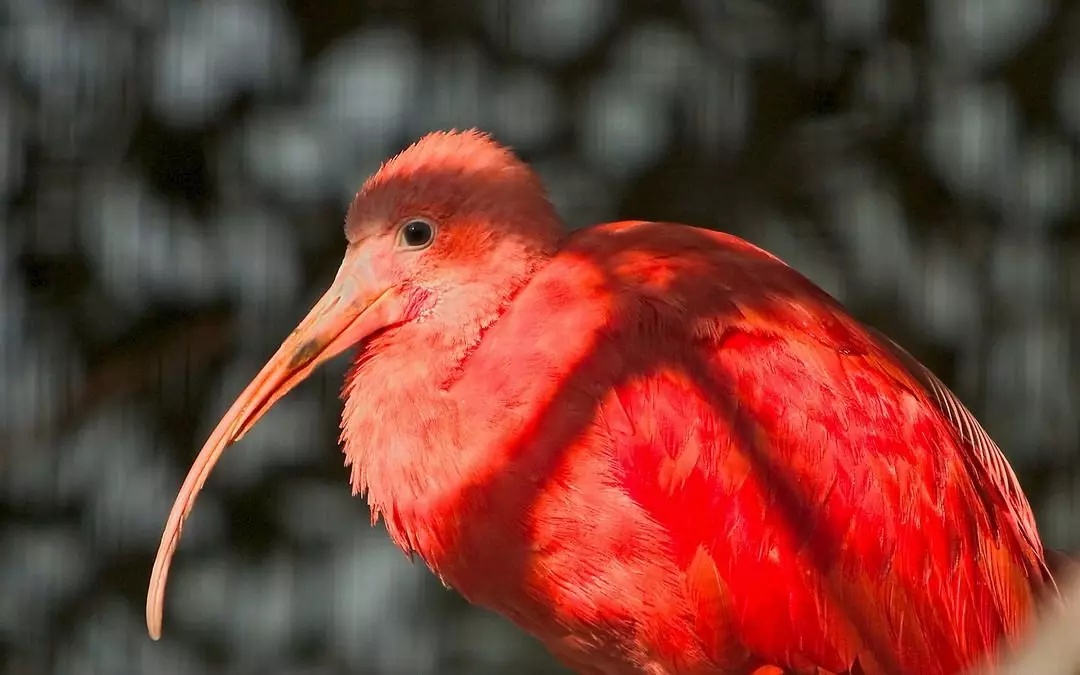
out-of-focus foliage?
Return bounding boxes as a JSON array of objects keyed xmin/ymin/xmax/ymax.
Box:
[{"xmin": 0, "ymin": 0, "xmax": 1078, "ymax": 673}]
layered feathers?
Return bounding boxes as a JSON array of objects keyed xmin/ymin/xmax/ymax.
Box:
[{"xmin": 341, "ymin": 198, "xmax": 1049, "ymax": 673}]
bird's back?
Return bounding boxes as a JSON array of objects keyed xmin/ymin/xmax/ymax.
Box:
[{"xmin": 455, "ymin": 221, "xmax": 1050, "ymax": 675}]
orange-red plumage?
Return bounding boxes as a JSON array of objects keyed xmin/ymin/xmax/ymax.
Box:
[{"xmin": 147, "ymin": 130, "xmax": 1053, "ymax": 675}]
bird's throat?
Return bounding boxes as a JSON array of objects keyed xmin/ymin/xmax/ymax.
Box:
[{"xmin": 337, "ymin": 279, "xmax": 535, "ymax": 570}]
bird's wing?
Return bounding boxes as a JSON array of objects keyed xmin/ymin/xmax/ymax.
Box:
[
  {"xmin": 582, "ymin": 222, "xmax": 1048, "ymax": 675},
  {"xmin": 866, "ymin": 327, "xmax": 1050, "ymax": 585}
]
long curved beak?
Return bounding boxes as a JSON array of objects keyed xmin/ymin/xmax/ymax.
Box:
[{"xmin": 146, "ymin": 254, "xmax": 398, "ymax": 640}]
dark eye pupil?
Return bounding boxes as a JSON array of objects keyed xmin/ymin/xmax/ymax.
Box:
[{"xmin": 402, "ymin": 220, "xmax": 433, "ymax": 247}]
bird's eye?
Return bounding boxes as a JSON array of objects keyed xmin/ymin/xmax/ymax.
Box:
[{"xmin": 398, "ymin": 219, "xmax": 435, "ymax": 249}]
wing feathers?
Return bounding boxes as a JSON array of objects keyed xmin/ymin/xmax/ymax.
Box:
[
  {"xmin": 586, "ymin": 222, "xmax": 1048, "ymax": 675},
  {"xmin": 867, "ymin": 328, "xmax": 1050, "ymax": 585}
]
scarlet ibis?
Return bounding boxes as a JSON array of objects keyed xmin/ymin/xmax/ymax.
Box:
[{"xmin": 148, "ymin": 130, "xmax": 1053, "ymax": 675}]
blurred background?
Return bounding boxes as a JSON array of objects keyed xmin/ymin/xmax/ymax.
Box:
[{"xmin": 1, "ymin": 0, "xmax": 1079, "ymax": 673}]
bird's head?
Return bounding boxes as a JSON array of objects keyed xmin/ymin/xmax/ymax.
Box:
[
  {"xmin": 341, "ymin": 128, "xmax": 563, "ymax": 335},
  {"xmin": 145, "ymin": 129, "xmax": 563, "ymax": 639}
]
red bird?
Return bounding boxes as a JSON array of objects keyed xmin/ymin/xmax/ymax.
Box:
[{"xmin": 147, "ymin": 130, "xmax": 1054, "ymax": 675}]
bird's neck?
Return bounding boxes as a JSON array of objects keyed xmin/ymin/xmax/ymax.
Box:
[
  {"xmin": 337, "ymin": 271, "xmax": 545, "ymax": 575},
  {"xmin": 337, "ymin": 243, "xmax": 631, "ymax": 616}
]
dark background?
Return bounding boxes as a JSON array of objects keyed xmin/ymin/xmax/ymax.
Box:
[{"xmin": 1, "ymin": 0, "xmax": 1079, "ymax": 673}]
